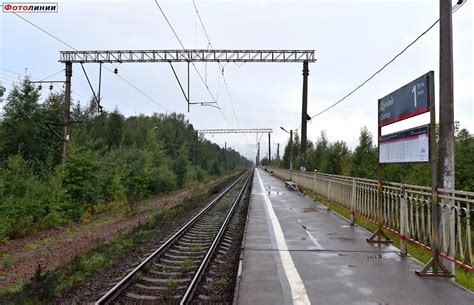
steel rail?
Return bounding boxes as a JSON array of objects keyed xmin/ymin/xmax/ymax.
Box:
[
  {"xmin": 95, "ymin": 171, "xmax": 248, "ymax": 305},
  {"xmin": 180, "ymin": 170, "xmax": 253, "ymax": 304}
]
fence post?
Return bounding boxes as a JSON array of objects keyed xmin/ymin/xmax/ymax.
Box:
[
  {"xmin": 327, "ymin": 176, "xmax": 332, "ymax": 211},
  {"xmin": 313, "ymin": 173, "xmax": 317, "ymax": 200},
  {"xmin": 449, "ymin": 193, "xmax": 455, "ymax": 258},
  {"xmin": 350, "ymin": 178, "xmax": 356, "ymax": 225},
  {"xmin": 400, "ymin": 185, "xmax": 408, "ymax": 256}
]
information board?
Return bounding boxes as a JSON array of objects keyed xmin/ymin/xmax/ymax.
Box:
[
  {"xmin": 378, "ymin": 72, "xmax": 433, "ymax": 127},
  {"xmin": 379, "ymin": 125, "xmax": 429, "ymax": 163}
]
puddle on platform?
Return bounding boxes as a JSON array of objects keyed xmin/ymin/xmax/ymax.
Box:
[
  {"xmin": 366, "ymin": 254, "xmax": 383, "ymax": 260},
  {"xmin": 302, "ymin": 206, "xmax": 324, "ymax": 213},
  {"xmin": 329, "ymin": 236, "xmax": 354, "ymax": 241},
  {"xmin": 317, "ymin": 252, "xmax": 339, "ymax": 258},
  {"xmin": 336, "ymin": 267, "xmax": 353, "ymax": 277},
  {"xmin": 267, "ymin": 191, "xmax": 282, "ymax": 196},
  {"xmin": 358, "ymin": 287, "xmax": 373, "ymax": 295}
]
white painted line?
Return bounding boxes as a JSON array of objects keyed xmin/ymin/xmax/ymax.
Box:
[
  {"xmin": 256, "ymin": 169, "xmax": 311, "ymax": 305},
  {"xmin": 298, "ymin": 219, "xmax": 323, "ymax": 250}
]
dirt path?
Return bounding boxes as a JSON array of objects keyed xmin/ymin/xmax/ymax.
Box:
[{"xmin": 0, "ymin": 178, "xmax": 225, "ymax": 290}]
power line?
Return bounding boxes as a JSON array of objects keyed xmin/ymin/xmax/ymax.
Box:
[
  {"xmin": 0, "ymin": 68, "xmax": 26, "ymax": 77},
  {"xmin": 192, "ymin": 0, "xmax": 239, "ymax": 125},
  {"xmin": 0, "ymin": 72, "xmax": 20, "ymax": 80},
  {"xmin": 154, "ymin": 0, "xmax": 186, "ymax": 49},
  {"xmin": 192, "ymin": 0, "xmax": 213, "ymax": 49},
  {"xmin": 153, "ymin": 0, "xmax": 235, "ymax": 128},
  {"xmin": 10, "ymin": 12, "xmax": 169, "ymax": 113},
  {"xmin": 39, "ymin": 69, "xmax": 65, "ymax": 81},
  {"xmin": 13, "ymin": 12, "xmax": 76, "ymax": 50},
  {"xmin": 306, "ymin": 1, "xmax": 466, "ymax": 123},
  {"xmin": 0, "ymin": 68, "xmax": 88, "ymax": 102}
]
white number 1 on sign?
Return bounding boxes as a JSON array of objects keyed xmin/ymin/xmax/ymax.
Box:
[{"xmin": 412, "ymin": 85, "xmax": 417, "ymax": 107}]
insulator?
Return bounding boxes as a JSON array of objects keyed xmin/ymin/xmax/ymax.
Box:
[{"xmin": 49, "ymin": 84, "xmax": 54, "ymax": 91}]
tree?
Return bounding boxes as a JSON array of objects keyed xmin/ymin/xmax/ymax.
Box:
[
  {"xmin": 323, "ymin": 141, "xmax": 350, "ymax": 175},
  {"xmin": 455, "ymin": 128, "xmax": 474, "ymax": 191},
  {"xmin": 0, "ymin": 77, "xmax": 57, "ymax": 170},
  {"xmin": 174, "ymin": 145, "xmax": 190, "ymax": 188},
  {"xmin": 351, "ymin": 126, "xmax": 377, "ymax": 179},
  {"xmin": 309, "ymin": 131, "xmax": 329, "ymax": 172}
]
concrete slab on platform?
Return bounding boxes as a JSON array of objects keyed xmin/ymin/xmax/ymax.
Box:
[{"xmin": 235, "ymin": 168, "xmax": 474, "ymax": 305}]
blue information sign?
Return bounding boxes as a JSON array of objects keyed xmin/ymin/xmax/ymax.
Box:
[{"xmin": 378, "ymin": 71, "xmax": 433, "ymax": 127}]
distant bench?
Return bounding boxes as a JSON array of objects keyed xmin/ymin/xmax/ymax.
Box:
[{"xmin": 284, "ymin": 180, "xmax": 298, "ymax": 191}]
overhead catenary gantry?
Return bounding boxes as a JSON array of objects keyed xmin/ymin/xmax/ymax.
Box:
[
  {"xmin": 196, "ymin": 128, "xmax": 273, "ymax": 165},
  {"xmin": 59, "ymin": 49, "xmax": 315, "ymax": 63},
  {"xmin": 197, "ymin": 128, "xmax": 272, "ymax": 134},
  {"xmin": 58, "ymin": 49, "xmax": 316, "ymax": 166}
]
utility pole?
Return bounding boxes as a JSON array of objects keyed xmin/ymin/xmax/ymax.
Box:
[
  {"xmin": 194, "ymin": 131, "xmax": 198, "ymax": 170},
  {"xmin": 268, "ymin": 132, "xmax": 271, "ymax": 166},
  {"xmin": 224, "ymin": 142, "xmax": 227, "ymax": 170},
  {"xmin": 439, "ymin": 0, "xmax": 455, "ymax": 275},
  {"xmin": 290, "ymin": 130, "xmax": 293, "ymax": 171},
  {"xmin": 300, "ymin": 60, "xmax": 309, "ymax": 172},
  {"xmin": 257, "ymin": 141, "xmax": 260, "ymax": 166},
  {"xmin": 62, "ymin": 61, "xmax": 72, "ymax": 165},
  {"xmin": 277, "ymin": 143, "xmax": 280, "ymax": 166}
]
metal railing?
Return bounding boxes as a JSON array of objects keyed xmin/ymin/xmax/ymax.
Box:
[{"xmin": 270, "ymin": 168, "xmax": 473, "ymax": 271}]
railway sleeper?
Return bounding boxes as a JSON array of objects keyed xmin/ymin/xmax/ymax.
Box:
[
  {"xmin": 141, "ymin": 276, "xmax": 191, "ymax": 284},
  {"xmin": 133, "ymin": 282, "xmax": 186, "ymax": 292}
]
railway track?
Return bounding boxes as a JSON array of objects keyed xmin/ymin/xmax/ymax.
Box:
[{"xmin": 95, "ymin": 170, "xmax": 253, "ymax": 304}]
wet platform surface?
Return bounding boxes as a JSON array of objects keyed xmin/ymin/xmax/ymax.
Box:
[{"xmin": 236, "ymin": 168, "xmax": 474, "ymax": 305}]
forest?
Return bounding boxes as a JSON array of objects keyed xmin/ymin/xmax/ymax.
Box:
[
  {"xmin": 0, "ymin": 78, "xmax": 251, "ymax": 241},
  {"xmin": 266, "ymin": 125, "xmax": 474, "ymax": 192}
]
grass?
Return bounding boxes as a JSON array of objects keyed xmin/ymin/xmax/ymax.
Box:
[
  {"xmin": 182, "ymin": 258, "xmax": 193, "ymax": 273},
  {"xmin": 215, "ymin": 276, "xmax": 230, "ymax": 287},
  {"xmin": 24, "ymin": 237, "xmax": 54, "ymax": 251},
  {"xmin": 306, "ymin": 191, "xmax": 474, "ymax": 292},
  {"xmin": 166, "ymin": 277, "xmax": 177, "ymax": 290},
  {"xmin": 0, "ymin": 183, "xmax": 230, "ymax": 304},
  {"xmin": 1, "ymin": 254, "xmax": 14, "ymax": 270}
]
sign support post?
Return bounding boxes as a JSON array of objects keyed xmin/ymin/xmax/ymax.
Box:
[
  {"xmin": 415, "ymin": 72, "xmax": 453, "ymax": 277},
  {"xmin": 367, "ymin": 120, "xmax": 392, "ymax": 243}
]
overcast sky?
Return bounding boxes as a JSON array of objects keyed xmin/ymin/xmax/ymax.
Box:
[{"xmin": 1, "ymin": 0, "xmax": 472, "ymax": 161}]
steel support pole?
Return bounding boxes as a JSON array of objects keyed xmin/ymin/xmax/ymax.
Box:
[
  {"xmin": 257, "ymin": 141, "xmax": 260, "ymax": 166},
  {"xmin": 187, "ymin": 61, "xmax": 190, "ymax": 112},
  {"xmin": 224, "ymin": 142, "xmax": 227, "ymax": 170},
  {"xmin": 438, "ymin": 0, "xmax": 455, "ymax": 275},
  {"xmin": 289, "ymin": 130, "xmax": 293, "ymax": 171},
  {"xmin": 367, "ymin": 112, "xmax": 391, "ymax": 243},
  {"xmin": 277, "ymin": 143, "xmax": 280, "ymax": 167},
  {"xmin": 268, "ymin": 132, "xmax": 271, "ymax": 166},
  {"xmin": 62, "ymin": 61, "xmax": 72, "ymax": 165},
  {"xmin": 416, "ymin": 72, "xmax": 453, "ymax": 277},
  {"xmin": 300, "ymin": 60, "xmax": 309, "ymax": 171},
  {"xmin": 194, "ymin": 131, "xmax": 198, "ymax": 170}
]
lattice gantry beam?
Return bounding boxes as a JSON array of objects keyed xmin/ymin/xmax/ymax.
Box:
[
  {"xmin": 197, "ymin": 128, "xmax": 273, "ymax": 134},
  {"xmin": 59, "ymin": 50, "xmax": 316, "ymax": 63}
]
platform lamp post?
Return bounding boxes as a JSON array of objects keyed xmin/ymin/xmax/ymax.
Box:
[
  {"xmin": 274, "ymin": 142, "xmax": 280, "ymax": 168},
  {"xmin": 280, "ymin": 127, "xmax": 293, "ymax": 171}
]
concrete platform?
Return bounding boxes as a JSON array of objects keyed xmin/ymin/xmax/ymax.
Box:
[{"xmin": 235, "ymin": 168, "xmax": 474, "ymax": 305}]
